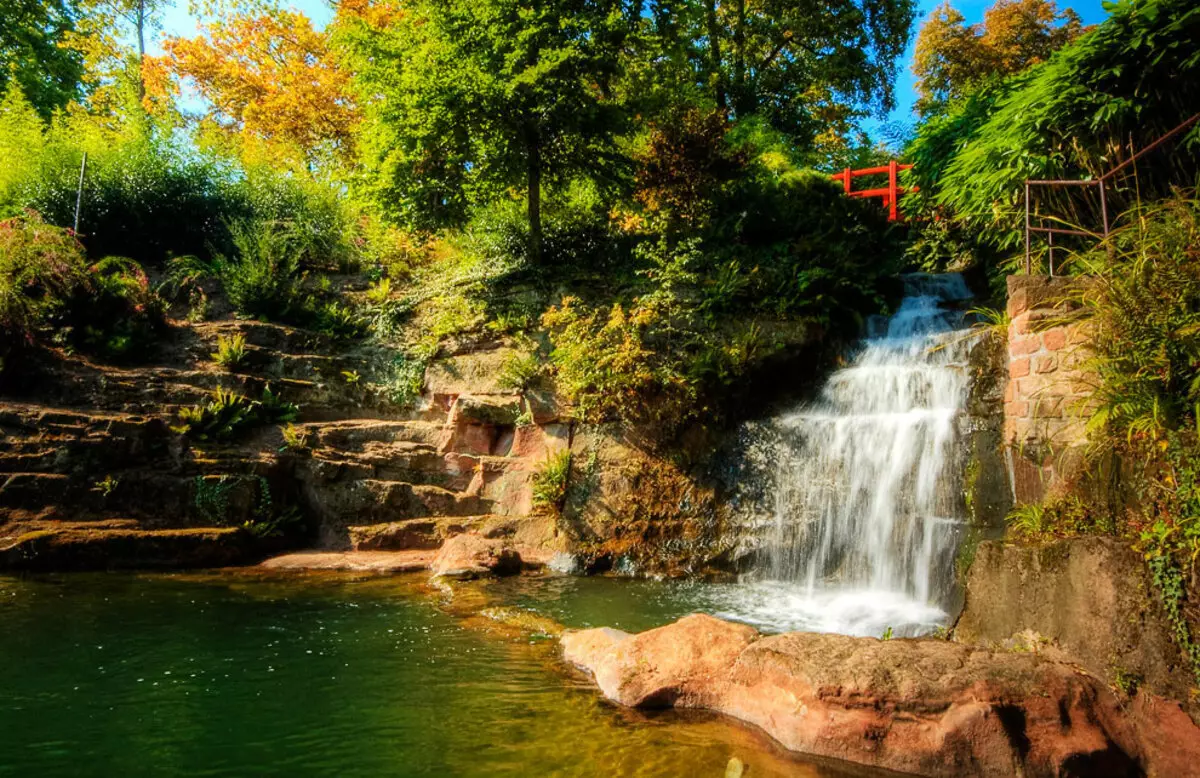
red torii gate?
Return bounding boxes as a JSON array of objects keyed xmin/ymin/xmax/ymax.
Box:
[{"xmin": 830, "ymin": 160, "xmax": 917, "ymax": 222}]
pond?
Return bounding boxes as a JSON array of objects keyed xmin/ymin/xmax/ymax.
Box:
[{"xmin": 0, "ymin": 571, "xmax": 892, "ymax": 778}]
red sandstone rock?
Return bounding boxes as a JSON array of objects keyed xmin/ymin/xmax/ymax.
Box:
[
  {"xmin": 1043, "ymin": 328, "xmax": 1067, "ymax": 351},
  {"xmin": 260, "ymin": 550, "xmax": 435, "ymax": 572},
  {"xmin": 563, "ymin": 614, "xmax": 1200, "ymax": 778},
  {"xmin": 429, "ymin": 532, "xmax": 522, "ymax": 579}
]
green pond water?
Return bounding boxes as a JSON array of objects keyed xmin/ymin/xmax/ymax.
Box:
[{"xmin": 0, "ymin": 571, "xmax": 888, "ymax": 778}]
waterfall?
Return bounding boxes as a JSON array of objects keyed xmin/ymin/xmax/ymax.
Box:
[{"xmin": 713, "ymin": 274, "xmax": 976, "ymax": 637}]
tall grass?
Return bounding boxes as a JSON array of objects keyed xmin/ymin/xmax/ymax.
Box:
[{"xmin": 1069, "ymin": 195, "xmax": 1200, "ymax": 441}]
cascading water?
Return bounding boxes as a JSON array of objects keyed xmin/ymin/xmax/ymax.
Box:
[{"xmin": 710, "ymin": 274, "xmax": 976, "ymax": 637}]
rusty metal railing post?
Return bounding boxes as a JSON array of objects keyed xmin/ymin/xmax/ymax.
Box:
[{"xmin": 1024, "ymin": 181, "xmax": 1031, "ymax": 275}]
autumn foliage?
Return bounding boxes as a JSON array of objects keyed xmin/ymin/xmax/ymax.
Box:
[
  {"xmin": 913, "ymin": 0, "xmax": 1083, "ymax": 115},
  {"xmin": 155, "ymin": 7, "xmax": 356, "ymax": 163}
]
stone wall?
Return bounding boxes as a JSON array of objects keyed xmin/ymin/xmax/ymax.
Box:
[{"xmin": 1004, "ymin": 275, "xmax": 1093, "ymax": 503}]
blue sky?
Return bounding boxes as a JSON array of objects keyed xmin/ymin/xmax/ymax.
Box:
[{"xmin": 153, "ymin": 0, "xmax": 1113, "ymax": 133}]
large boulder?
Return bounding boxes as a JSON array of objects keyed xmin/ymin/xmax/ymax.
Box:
[
  {"xmin": 429, "ymin": 533, "xmax": 522, "ymax": 579},
  {"xmin": 562, "ymin": 614, "xmax": 1200, "ymax": 778}
]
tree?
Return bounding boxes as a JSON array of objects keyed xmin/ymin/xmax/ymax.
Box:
[
  {"xmin": 913, "ymin": 0, "xmax": 1083, "ymax": 116},
  {"xmin": 155, "ymin": 6, "xmax": 356, "ymax": 168},
  {"xmin": 633, "ymin": 0, "xmax": 917, "ymax": 142},
  {"xmin": 340, "ymin": 0, "xmax": 631, "ymax": 263},
  {"xmin": 0, "ymin": 0, "xmax": 85, "ymax": 117}
]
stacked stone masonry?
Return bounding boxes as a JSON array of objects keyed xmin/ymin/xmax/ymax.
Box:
[{"xmin": 1004, "ymin": 275, "xmax": 1092, "ymax": 448}]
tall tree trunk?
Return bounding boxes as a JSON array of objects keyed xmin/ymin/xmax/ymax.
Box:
[
  {"xmin": 135, "ymin": 0, "xmax": 146, "ymax": 102},
  {"xmin": 704, "ymin": 0, "xmax": 726, "ymax": 111},
  {"xmin": 527, "ymin": 126, "xmax": 543, "ymax": 265}
]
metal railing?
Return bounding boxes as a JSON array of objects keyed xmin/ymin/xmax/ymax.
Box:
[
  {"xmin": 831, "ymin": 161, "xmax": 918, "ymax": 222},
  {"xmin": 1024, "ymin": 113, "xmax": 1200, "ymax": 274}
]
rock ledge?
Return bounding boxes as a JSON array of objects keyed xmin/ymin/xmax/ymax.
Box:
[{"xmin": 562, "ymin": 613, "xmax": 1200, "ymax": 778}]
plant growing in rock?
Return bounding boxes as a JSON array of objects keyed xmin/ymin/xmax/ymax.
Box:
[
  {"xmin": 497, "ymin": 348, "xmax": 544, "ymax": 392},
  {"xmin": 193, "ymin": 475, "xmax": 234, "ymax": 524},
  {"xmin": 211, "ymin": 333, "xmax": 248, "ymax": 370},
  {"xmin": 532, "ymin": 451, "xmax": 571, "ymax": 514},
  {"xmin": 174, "ymin": 384, "xmax": 298, "ymax": 442},
  {"xmin": 243, "ymin": 476, "xmax": 302, "ymax": 538},
  {"xmin": 279, "ymin": 422, "xmax": 310, "ymax": 451}
]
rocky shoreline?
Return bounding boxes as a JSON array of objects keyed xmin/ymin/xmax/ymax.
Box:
[{"xmin": 561, "ymin": 613, "xmax": 1200, "ymax": 778}]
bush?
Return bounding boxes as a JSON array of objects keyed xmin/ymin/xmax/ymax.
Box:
[
  {"xmin": 0, "ymin": 211, "xmax": 89, "ymax": 361},
  {"xmin": 212, "ymin": 333, "xmax": 248, "ymax": 370},
  {"xmin": 173, "ymin": 385, "xmax": 299, "ymax": 442},
  {"xmin": 68, "ymin": 256, "xmax": 167, "ymax": 359},
  {"xmin": 531, "ymin": 451, "xmax": 572, "ymax": 513},
  {"xmin": 169, "ymin": 220, "xmax": 366, "ymax": 338},
  {"xmin": 0, "ymin": 213, "xmax": 165, "ymax": 367},
  {"xmin": 0, "ymin": 88, "xmax": 364, "ymax": 270},
  {"xmin": 1071, "ymin": 195, "xmax": 1200, "ymax": 440}
]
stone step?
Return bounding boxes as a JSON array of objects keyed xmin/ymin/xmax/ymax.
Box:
[
  {"xmin": 0, "ymin": 468, "xmax": 270, "ymax": 527},
  {"xmin": 0, "ymin": 522, "xmax": 256, "ymax": 571},
  {"xmin": 302, "ymin": 419, "xmax": 447, "ymax": 449},
  {"xmin": 259, "ymin": 549, "xmax": 436, "ymax": 573},
  {"xmin": 303, "ymin": 478, "xmax": 493, "ymax": 529},
  {"xmin": 347, "ymin": 516, "xmax": 489, "ymax": 551}
]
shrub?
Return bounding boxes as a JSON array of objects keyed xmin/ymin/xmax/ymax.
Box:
[
  {"xmin": 1070, "ymin": 196, "xmax": 1200, "ymax": 441},
  {"xmin": 211, "ymin": 333, "xmax": 248, "ymax": 370},
  {"xmin": 0, "ymin": 213, "xmax": 165, "ymax": 367},
  {"xmin": 173, "ymin": 385, "xmax": 299, "ymax": 442},
  {"xmin": 542, "ymin": 298, "xmax": 671, "ymax": 424},
  {"xmin": 532, "ymin": 451, "xmax": 572, "ymax": 513},
  {"xmin": 0, "ymin": 212, "xmax": 89, "ymax": 361},
  {"xmin": 68, "ymin": 256, "xmax": 167, "ymax": 359},
  {"xmin": 169, "ymin": 220, "xmax": 366, "ymax": 338}
]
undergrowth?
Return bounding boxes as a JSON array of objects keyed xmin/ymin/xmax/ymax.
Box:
[{"xmin": 173, "ymin": 385, "xmax": 299, "ymax": 442}]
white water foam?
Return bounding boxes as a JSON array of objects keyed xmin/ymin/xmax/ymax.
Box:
[{"xmin": 726, "ymin": 274, "xmax": 976, "ymax": 637}]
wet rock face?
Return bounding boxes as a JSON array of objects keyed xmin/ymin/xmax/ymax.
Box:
[
  {"xmin": 958, "ymin": 538, "xmax": 1195, "ymax": 718},
  {"xmin": 563, "ymin": 614, "xmax": 1200, "ymax": 778}
]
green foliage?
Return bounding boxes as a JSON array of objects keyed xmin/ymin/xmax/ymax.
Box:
[
  {"xmin": 497, "ymin": 343, "xmax": 545, "ymax": 392},
  {"xmin": 173, "ymin": 385, "xmax": 298, "ymax": 442},
  {"xmin": 905, "ymin": 0, "xmax": 1200, "ymax": 269},
  {"xmin": 168, "ymin": 220, "xmax": 366, "ymax": 338},
  {"xmin": 0, "ymin": 95, "xmax": 362, "ymax": 268},
  {"xmin": 1006, "ymin": 495, "xmax": 1109, "ymax": 541},
  {"xmin": 243, "ymin": 476, "xmax": 302, "ymax": 538},
  {"xmin": 372, "ymin": 349, "xmax": 431, "ymax": 408},
  {"xmin": 531, "ymin": 451, "xmax": 572, "ymax": 514},
  {"xmin": 212, "ymin": 333, "xmax": 248, "ymax": 370},
  {"xmin": 0, "ymin": 211, "xmax": 89, "ymax": 359},
  {"xmin": 1071, "ymin": 196, "xmax": 1200, "ymax": 441},
  {"xmin": 193, "ymin": 475, "xmax": 234, "ymax": 524},
  {"xmin": 279, "ymin": 422, "xmax": 309, "ymax": 451},
  {"xmin": 342, "ymin": 0, "xmax": 630, "ymax": 261},
  {"xmin": 881, "ymin": 626, "xmax": 894, "ymax": 641},
  {"xmin": 0, "ymin": 1, "xmax": 84, "ymax": 117},
  {"xmin": 0, "ymin": 212, "xmax": 164, "ymax": 367},
  {"xmin": 92, "ymin": 474, "xmax": 118, "ymax": 497}
]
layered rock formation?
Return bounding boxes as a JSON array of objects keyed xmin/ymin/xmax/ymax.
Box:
[
  {"xmin": 563, "ymin": 613, "xmax": 1200, "ymax": 778},
  {"xmin": 0, "ymin": 320, "xmax": 573, "ymax": 570}
]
